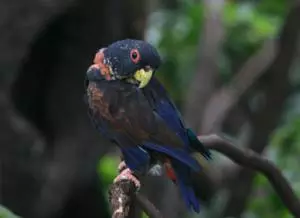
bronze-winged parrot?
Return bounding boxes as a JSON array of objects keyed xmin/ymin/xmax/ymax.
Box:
[{"xmin": 84, "ymin": 39, "xmax": 211, "ymax": 213}]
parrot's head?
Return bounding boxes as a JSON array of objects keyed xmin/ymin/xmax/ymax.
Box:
[{"xmin": 86, "ymin": 39, "xmax": 161, "ymax": 88}]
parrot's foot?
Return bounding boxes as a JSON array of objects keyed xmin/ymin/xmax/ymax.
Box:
[
  {"xmin": 114, "ymin": 168, "xmax": 141, "ymax": 189},
  {"xmin": 118, "ymin": 161, "xmax": 127, "ymax": 173}
]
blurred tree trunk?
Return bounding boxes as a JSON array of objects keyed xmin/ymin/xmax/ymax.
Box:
[
  {"xmin": 0, "ymin": 0, "xmax": 147, "ymax": 218},
  {"xmin": 181, "ymin": 1, "xmax": 300, "ymax": 218},
  {"xmin": 221, "ymin": 2, "xmax": 300, "ymax": 214}
]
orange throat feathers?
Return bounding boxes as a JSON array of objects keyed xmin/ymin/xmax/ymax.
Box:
[{"xmin": 92, "ymin": 49, "xmax": 112, "ymax": 81}]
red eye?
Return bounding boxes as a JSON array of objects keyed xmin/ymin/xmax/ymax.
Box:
[{"xmin": 130, "ymin": 49, "xmax": 141, "ymax": 64}]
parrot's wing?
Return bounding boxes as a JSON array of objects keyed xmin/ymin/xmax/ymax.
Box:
[
  {"xmin": 143, "ymin": 79, "xmax": 209, "ymax": 212},
  {"xmin": 143, "ymin": 77, "xmax": 211, "ymax": 160},
  {"xmin": 86, "ymin": 80, "xmax": 201, "ymax": 172},
  {"xmin": 84, "ymin": 76, "xmax": 116, "ymax": 142},
  {"xmin": 142, "ymin": 77, "xmax": 188, "ymax": 143}
]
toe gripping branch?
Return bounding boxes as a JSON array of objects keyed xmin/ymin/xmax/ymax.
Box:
[
  {"xmin": 114, "ymin": 160, "xmax": 141, "ymax": 190},
  {"xmin": 108, "ymin": 161, "xmax": 141, "ymax": 218}
]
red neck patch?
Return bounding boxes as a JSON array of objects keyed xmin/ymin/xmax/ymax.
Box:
[{"xmin": 93, "ymin": 48, "xmax": 112, "ymax": 81}]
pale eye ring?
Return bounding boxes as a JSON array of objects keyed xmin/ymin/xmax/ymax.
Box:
[{"xmin": 130, "ymin": 49, "xmax": 141, "ymax": 64}]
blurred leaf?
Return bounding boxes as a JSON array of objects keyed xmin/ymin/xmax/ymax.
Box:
[
  {"xmin": 97, "ymin": 155, "xmax": 119, "ymax": 188},
  {"xmin": 0, "ymin": 205, "xmax": 20, "ymax": 218},
  {"xmin": 141, "ymin": 212, "xmax": 148, "ymax": 218}
]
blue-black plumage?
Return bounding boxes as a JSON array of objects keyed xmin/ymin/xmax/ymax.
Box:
[{"xmin": 84, "ymin": 39, "xmax": 212, "ymax": 213}]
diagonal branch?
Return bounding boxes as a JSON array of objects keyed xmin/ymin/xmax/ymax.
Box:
[
  {"xmin": 109, "ymin": 134, "xmax": 300, "ymax": 217},
  {"xmin": 199, "ymin": 134, "xmax": 300, "ymax": 217},
  {"xmin": 136, "ymin": 193, "xmax": 164, "ymax": 218}
]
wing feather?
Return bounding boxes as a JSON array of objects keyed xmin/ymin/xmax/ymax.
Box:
[
  {"xmin": 87, "ymin": 80, "xmax": 186, "ymax": 148},
  {"xmin": 86, "ymin": 80, "xmax": 200, "ymax": 171}
]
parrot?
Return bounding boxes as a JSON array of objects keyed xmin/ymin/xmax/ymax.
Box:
[{"xmin": 84, "ymin": 39, "xmax": 212, "ymax": 213}]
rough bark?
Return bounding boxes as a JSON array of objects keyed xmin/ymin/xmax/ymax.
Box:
[{"xmin": 109, "ymin": 180, "xmax": 163, "ymax": 218}]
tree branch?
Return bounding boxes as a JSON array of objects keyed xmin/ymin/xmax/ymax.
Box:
[
  {"xmin": 108, "ymin": 134, "xmax": 300, "ymax": 217},
  {"xmin": 108, "ymin": 180, "xmax": 164, "ymax": 218},
  {"xmin": 136, "ymin": 193, "xmax": 164, "ymax": 218},
  {"xmin": 199, "ymin": 134, "xmax": 300, "ymax": 217}
]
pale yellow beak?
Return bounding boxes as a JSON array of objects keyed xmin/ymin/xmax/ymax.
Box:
[{"xmin": 133, "ymin": 68, "xmax": 153, "ymax": 88}]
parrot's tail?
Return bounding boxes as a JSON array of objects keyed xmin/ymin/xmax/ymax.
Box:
[
  {"xmin": 187, "ymin": 128, "xmax": 212, "ymax": 160},
  {"xmin": 171, "ymin": 159, "xmax": 200, "ymax": 213},
  {"xmin": 169, "ymin": 129, "xmax": 212, "ymax": 213}
]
